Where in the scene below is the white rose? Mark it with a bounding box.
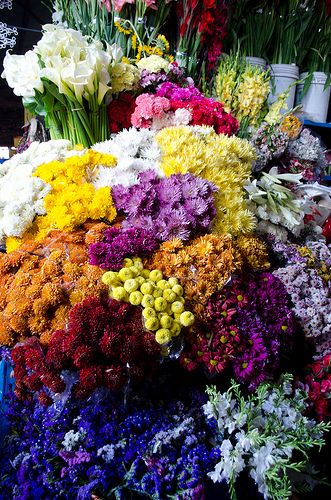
[1,50,43,98]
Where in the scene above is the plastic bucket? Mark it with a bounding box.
[268,64,299,112]
[245,57,267,70]
[297,72,331,123]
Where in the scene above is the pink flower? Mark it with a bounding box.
[112,0,135,13]
[131,93,171,128]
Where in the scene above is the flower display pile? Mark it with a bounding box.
[272,241,331,359]
[0,223,108,346]
[12,296,159,402]
[112,169,218,241]
[1,1,331,499]
[0,387,222,499]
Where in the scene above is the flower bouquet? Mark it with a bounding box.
[2,25,139,147]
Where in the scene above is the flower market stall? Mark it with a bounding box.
[0,1,331,499]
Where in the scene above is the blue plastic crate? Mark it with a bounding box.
[0,359,14,440]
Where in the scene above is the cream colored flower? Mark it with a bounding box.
[1,50,44,98]
[137,55,170,73]
[110,62,139,93]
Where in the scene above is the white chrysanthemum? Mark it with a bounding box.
[0,140,73,242]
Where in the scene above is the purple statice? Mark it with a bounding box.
[0,387,222,499]
[112,170,218,242]
[88,226,159,270]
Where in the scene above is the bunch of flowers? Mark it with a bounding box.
[0,387,223,499]
[245,167,311,241]
[23,150,118,243]
[132,82,239,134]
[304,354,331,420]
[174,0,230,76]
[147,235,241,317]
[0,223,108,346]
[285,127,327,182]
[12,296,160,402]
[147,234,269,318]
[102,257,195,345]
[107,92,137,133]
[92,127,163,188]
[280,114,302,139]
[204,375,331,500]
[1,25,139,146]
[273,261,331,359]
[181,272,296,390]
[89,226,159,269]
[251,123,289,172]
[0,140,72,244]
[214,53,270,133]
[112,169,217,241]
[155,126,256,235]
[138,60,186,90]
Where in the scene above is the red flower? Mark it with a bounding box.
[12,296,160,401]
[108,93,136,133]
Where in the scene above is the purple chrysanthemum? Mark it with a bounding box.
[112,170,218,242]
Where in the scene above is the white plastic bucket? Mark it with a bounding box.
[297,72,331,123]
[268,64,299,113]
[245,57,267,70]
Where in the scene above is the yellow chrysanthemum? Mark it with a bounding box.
[156,126,256,236]
[28,150,117,241]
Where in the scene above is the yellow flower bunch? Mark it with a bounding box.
[281,115,302,139]
[215,68,237,113]
[109,62,140,93]
[236,67,270,125]
[114,20,133,36]
[235,235,270,270]
[102,257,195,346]
[28,150,117,241]
[264,92,288,126]
[155,126,256,235]
[215,55,270,128]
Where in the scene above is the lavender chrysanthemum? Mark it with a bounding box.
[112,169,218,242]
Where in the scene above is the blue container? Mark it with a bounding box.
[0,359,14,440]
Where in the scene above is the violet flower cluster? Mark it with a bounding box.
[156,81,202,101]
[88,226,159,270]
[182,272,297,391]
[139,62,185,90]
[273,262,331,359]
[0,388,222,500]
[112,169,218,242]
